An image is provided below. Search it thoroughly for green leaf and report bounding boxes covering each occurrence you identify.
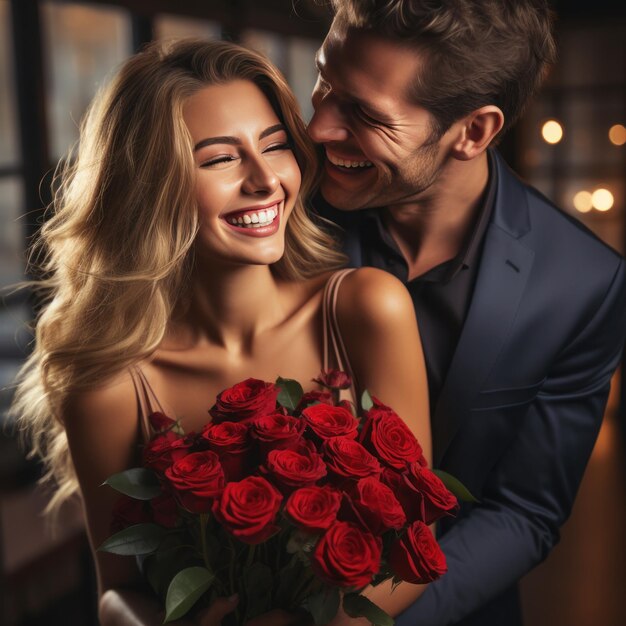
[361,389,374,411]
[301,586,340,625]
[343,593,394,626]
[98,523,166,556]
[433,469,479,503]
[275,559,305,607]
[103,468,161,500]
[144,542,200,596]
[242,562,273,620]
[276,377,304,411]
[164,566,214,622]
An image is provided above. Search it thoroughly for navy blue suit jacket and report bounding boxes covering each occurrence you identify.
[317,151,626,625]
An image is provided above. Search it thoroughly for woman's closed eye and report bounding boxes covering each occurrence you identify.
[263,141,292,154]
[200,142,292,168]
[200,154,239,169]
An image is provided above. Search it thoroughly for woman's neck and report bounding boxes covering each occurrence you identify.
[169,260,286,355]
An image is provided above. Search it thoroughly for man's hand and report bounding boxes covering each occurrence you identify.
[194,595,239,625]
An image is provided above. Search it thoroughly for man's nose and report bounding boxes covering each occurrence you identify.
[308,91,350,144]
[241,155,280,195]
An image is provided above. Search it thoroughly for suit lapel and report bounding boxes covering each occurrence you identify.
[432,152,535,466]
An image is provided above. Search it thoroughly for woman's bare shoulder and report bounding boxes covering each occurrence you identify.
[335,267,416,331]
[64,369,137,426]
[63,369,141,483]
[276,270,336,312]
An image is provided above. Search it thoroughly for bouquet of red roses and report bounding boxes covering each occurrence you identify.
[100,371,471,625]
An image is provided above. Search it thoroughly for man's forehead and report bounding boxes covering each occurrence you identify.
[317,26,423,111]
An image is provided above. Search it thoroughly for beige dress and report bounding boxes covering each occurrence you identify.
[129,269,358,440]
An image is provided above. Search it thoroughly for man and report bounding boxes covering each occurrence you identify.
[308,1,626,625]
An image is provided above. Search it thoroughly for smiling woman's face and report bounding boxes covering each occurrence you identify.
[183,79,302,267]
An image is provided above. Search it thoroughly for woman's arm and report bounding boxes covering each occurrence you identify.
[336,267,431,464]
[65,373,307,626]
[64,371,160,623]
[333,267,432,620]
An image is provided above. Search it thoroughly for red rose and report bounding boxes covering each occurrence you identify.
[201,421,253,481]
[151,492,179,528]
[285,486,342,532]
[262,441,327,492]
[311,521,381,588]
[295,390,334,414]
[338,400,355,413]
[212,476,283,544]
[359,400,424,470]
[143,431,193,473]
[250,414,305,455]
[164,451,225,513]
[323,437,381,483]
[110,495,151,533]
[400,463,459,524]
[313,369,352,390]
[380,466,403,493]
[209,378,278,424]
[388,521,447,584]
[148,411,177,433]
[347,477,406,534]
[302,404,359,441]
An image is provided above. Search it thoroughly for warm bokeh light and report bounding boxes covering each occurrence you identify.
[541,120,563,144]
[573,191,593,213]
[591,188,614,212]
[608,124,626,146]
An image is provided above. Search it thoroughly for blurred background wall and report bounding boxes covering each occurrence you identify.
[0,0,624,624]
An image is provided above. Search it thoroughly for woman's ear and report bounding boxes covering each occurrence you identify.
[450,106,505,161]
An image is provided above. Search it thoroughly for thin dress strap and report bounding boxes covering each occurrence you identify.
[129,366,166,442]
[322,269,359,405]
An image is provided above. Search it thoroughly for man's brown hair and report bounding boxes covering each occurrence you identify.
[331,0,557,140]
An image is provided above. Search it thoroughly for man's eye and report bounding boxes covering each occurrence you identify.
[354,105,380,126]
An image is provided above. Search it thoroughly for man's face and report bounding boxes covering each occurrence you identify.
[308,25,452,211]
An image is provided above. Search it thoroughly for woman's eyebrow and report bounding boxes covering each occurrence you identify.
[193,124,287,152]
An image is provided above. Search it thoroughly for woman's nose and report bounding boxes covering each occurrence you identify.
[241,155,280,195]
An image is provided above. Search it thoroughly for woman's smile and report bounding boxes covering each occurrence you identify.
[222,200,282,237]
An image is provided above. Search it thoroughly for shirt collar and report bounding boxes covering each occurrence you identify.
[364,149,498,283]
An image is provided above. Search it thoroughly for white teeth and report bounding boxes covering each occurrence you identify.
[225,205,280,229]
[327,152,373,169]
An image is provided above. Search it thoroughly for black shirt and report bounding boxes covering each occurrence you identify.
[315,151,497,412]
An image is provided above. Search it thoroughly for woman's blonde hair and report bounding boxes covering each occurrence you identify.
[9,38,345,512]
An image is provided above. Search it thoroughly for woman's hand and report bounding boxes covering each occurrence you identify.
[99,589,239,626]
[99,588,310,626]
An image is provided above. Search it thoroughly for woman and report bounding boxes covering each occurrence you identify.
[10,39,430,625]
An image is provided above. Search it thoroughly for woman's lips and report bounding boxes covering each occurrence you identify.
[222,202,281,237]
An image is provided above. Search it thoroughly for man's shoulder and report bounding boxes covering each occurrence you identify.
[495,158,622,271]
[524,182,622,271]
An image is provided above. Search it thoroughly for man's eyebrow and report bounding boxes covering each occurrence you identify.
[313,51,387,121]
[193,124,287,151]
